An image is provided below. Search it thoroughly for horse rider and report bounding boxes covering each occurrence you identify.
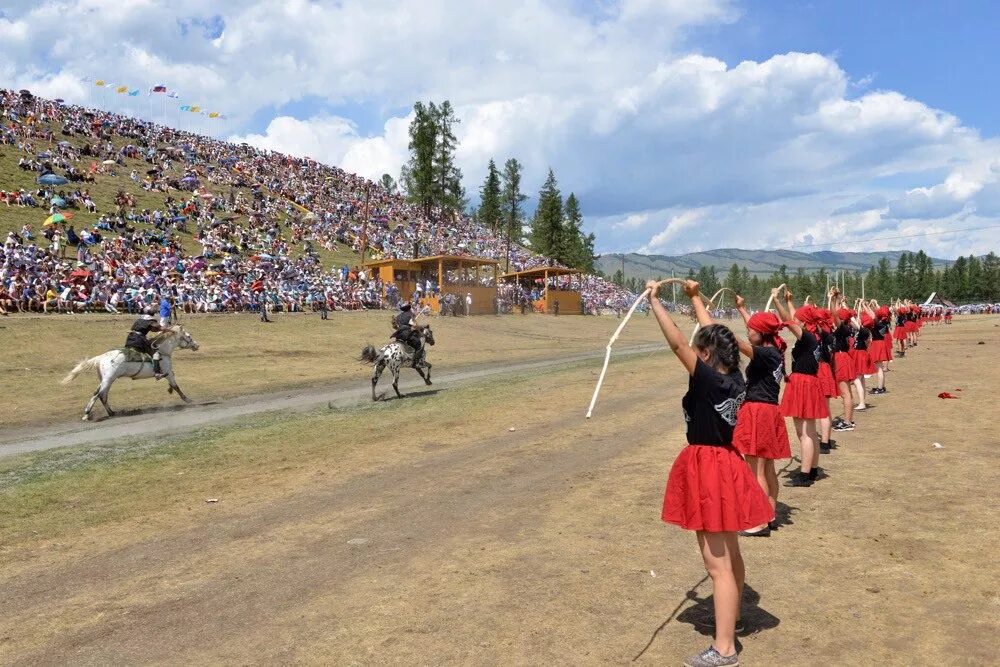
[390,302,428,362]
[125,314,166,379]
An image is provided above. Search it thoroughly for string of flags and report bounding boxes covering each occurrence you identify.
[82,77,227,119]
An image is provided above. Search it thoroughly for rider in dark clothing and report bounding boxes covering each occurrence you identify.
[390,303,426,357]
[125,315,166,379]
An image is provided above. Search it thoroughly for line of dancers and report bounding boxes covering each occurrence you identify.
[644,280,931,667]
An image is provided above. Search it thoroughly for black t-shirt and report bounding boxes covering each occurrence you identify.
[745,345,783,404]
[872,318,889,340]
[790,330,820,375]
[853,327,871,350]
[130,318,155,335]
[896,314,906,327]
[833,323,853,352]
[126,318,155,349]
[682,358,746,446]
[819,331,834,363]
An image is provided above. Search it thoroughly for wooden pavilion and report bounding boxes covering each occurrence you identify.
[364,255,500,315]
[500,266,583,314]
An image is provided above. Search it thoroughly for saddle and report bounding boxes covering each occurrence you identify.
[120,347,152,364]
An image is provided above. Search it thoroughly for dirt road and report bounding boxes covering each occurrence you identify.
[0,344,660,457]
[1,319,997,665]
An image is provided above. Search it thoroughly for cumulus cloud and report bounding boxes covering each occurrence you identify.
[0,0,998,257]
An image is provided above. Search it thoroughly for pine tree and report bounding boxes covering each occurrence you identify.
[530,168,564,261]
[562,193,595,272]
[949,256,968,301]
[966,254,983,301]
[478,159,502,235]
[380,173,397,194]
[981,252,1000,301]
[401,101,437,217]
[500,158,527,273]
[725,263,743,295]
[431,101,465,213]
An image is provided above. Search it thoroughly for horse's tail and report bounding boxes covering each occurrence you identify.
[360,344,380,364]
[62,356,101,385]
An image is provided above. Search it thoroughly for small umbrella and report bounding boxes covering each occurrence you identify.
[50,196,66,208]
[57,140,71,147]
[38,173,68,186]
[102,159,117,165]
[44,213,67,226]
[37,151,52,158]
[146,168,160,175]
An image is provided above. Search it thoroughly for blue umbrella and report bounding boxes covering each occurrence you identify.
[57,141,71,147]
[38,174,68,186]
[37,151,53,158]
[51,196,67,208]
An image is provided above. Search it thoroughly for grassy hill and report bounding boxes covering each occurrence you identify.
[0,128,362,269]
[597,248,953,281]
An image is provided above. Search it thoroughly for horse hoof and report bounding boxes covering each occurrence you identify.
[82,415,90,421]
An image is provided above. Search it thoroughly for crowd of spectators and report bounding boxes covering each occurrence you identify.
[1,89,635,318]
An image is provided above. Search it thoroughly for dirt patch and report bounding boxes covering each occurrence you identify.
[0,317,997,665]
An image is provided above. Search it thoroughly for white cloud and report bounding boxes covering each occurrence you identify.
[0,0,998,258]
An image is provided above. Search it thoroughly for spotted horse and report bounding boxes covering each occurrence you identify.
[360,326,435,400]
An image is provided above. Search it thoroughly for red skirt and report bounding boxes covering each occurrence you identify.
[833,351,856,383]
[817,361,838,398]
[662,444,774,532]
[851,348,875,375]
[904,321,917,333]
[869,338,892,363]
[780,372,830,419]
[733,401,791,460]
[893,326,907,341]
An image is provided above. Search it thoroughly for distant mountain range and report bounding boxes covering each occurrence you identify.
[596,249,952,280]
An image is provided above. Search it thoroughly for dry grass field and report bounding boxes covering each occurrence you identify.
[0,311,668,429]
[0,315,996,665]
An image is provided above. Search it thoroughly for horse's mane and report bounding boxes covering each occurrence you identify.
[150,325,183,345]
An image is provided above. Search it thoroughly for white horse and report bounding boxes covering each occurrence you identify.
[61,325,200,420]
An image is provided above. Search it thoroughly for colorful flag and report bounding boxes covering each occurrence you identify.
[208,112,219,118]
[150,85,167,93]
[189,106,201,113]
[128,89,140,96]
[180,105,191,111]
[167,91,180,98]
[94,80,106,87]
[116,85,128,93]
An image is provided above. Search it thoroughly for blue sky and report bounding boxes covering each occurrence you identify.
[2,0,999,259]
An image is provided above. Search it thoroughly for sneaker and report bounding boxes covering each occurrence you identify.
[684,645,739,667]
[854,405,868,412]
[832,416,846,427]
[819,442,831,454]
[833,421,855,432]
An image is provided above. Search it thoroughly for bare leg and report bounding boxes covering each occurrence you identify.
[838,382,854,423]
[696,531,741,658]
[744,455,771,531]
[794,417,817,474]
[853,376,867,409]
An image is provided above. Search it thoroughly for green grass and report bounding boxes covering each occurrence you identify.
[0,122,362,269]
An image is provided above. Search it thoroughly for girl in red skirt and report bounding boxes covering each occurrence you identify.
[647,279,771,667]
[814,308,838,453]
[777,291,828,487]
[852,313,876,410]
[728,293,792,536]
[866,305,892,394]
[893,306,908,357]
[831,297,857,431]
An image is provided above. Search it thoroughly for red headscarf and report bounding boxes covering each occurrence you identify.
[795,305,821,335]
[860,313,874,328]
[897,306,908,315]
[815,308,834,334]
[748,311,788,353]
[876,305,890,319]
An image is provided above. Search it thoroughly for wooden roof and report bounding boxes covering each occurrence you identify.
[499,266,581,281]
[364,255,500,270]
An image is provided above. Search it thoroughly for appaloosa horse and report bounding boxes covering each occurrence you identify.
[360,326,435,400]
[62,325,200,420]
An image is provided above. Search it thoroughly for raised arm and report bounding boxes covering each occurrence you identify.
[687,280,715,328]
[733,294,754,359]
[775,288,803,339]
[647,280,699,374]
